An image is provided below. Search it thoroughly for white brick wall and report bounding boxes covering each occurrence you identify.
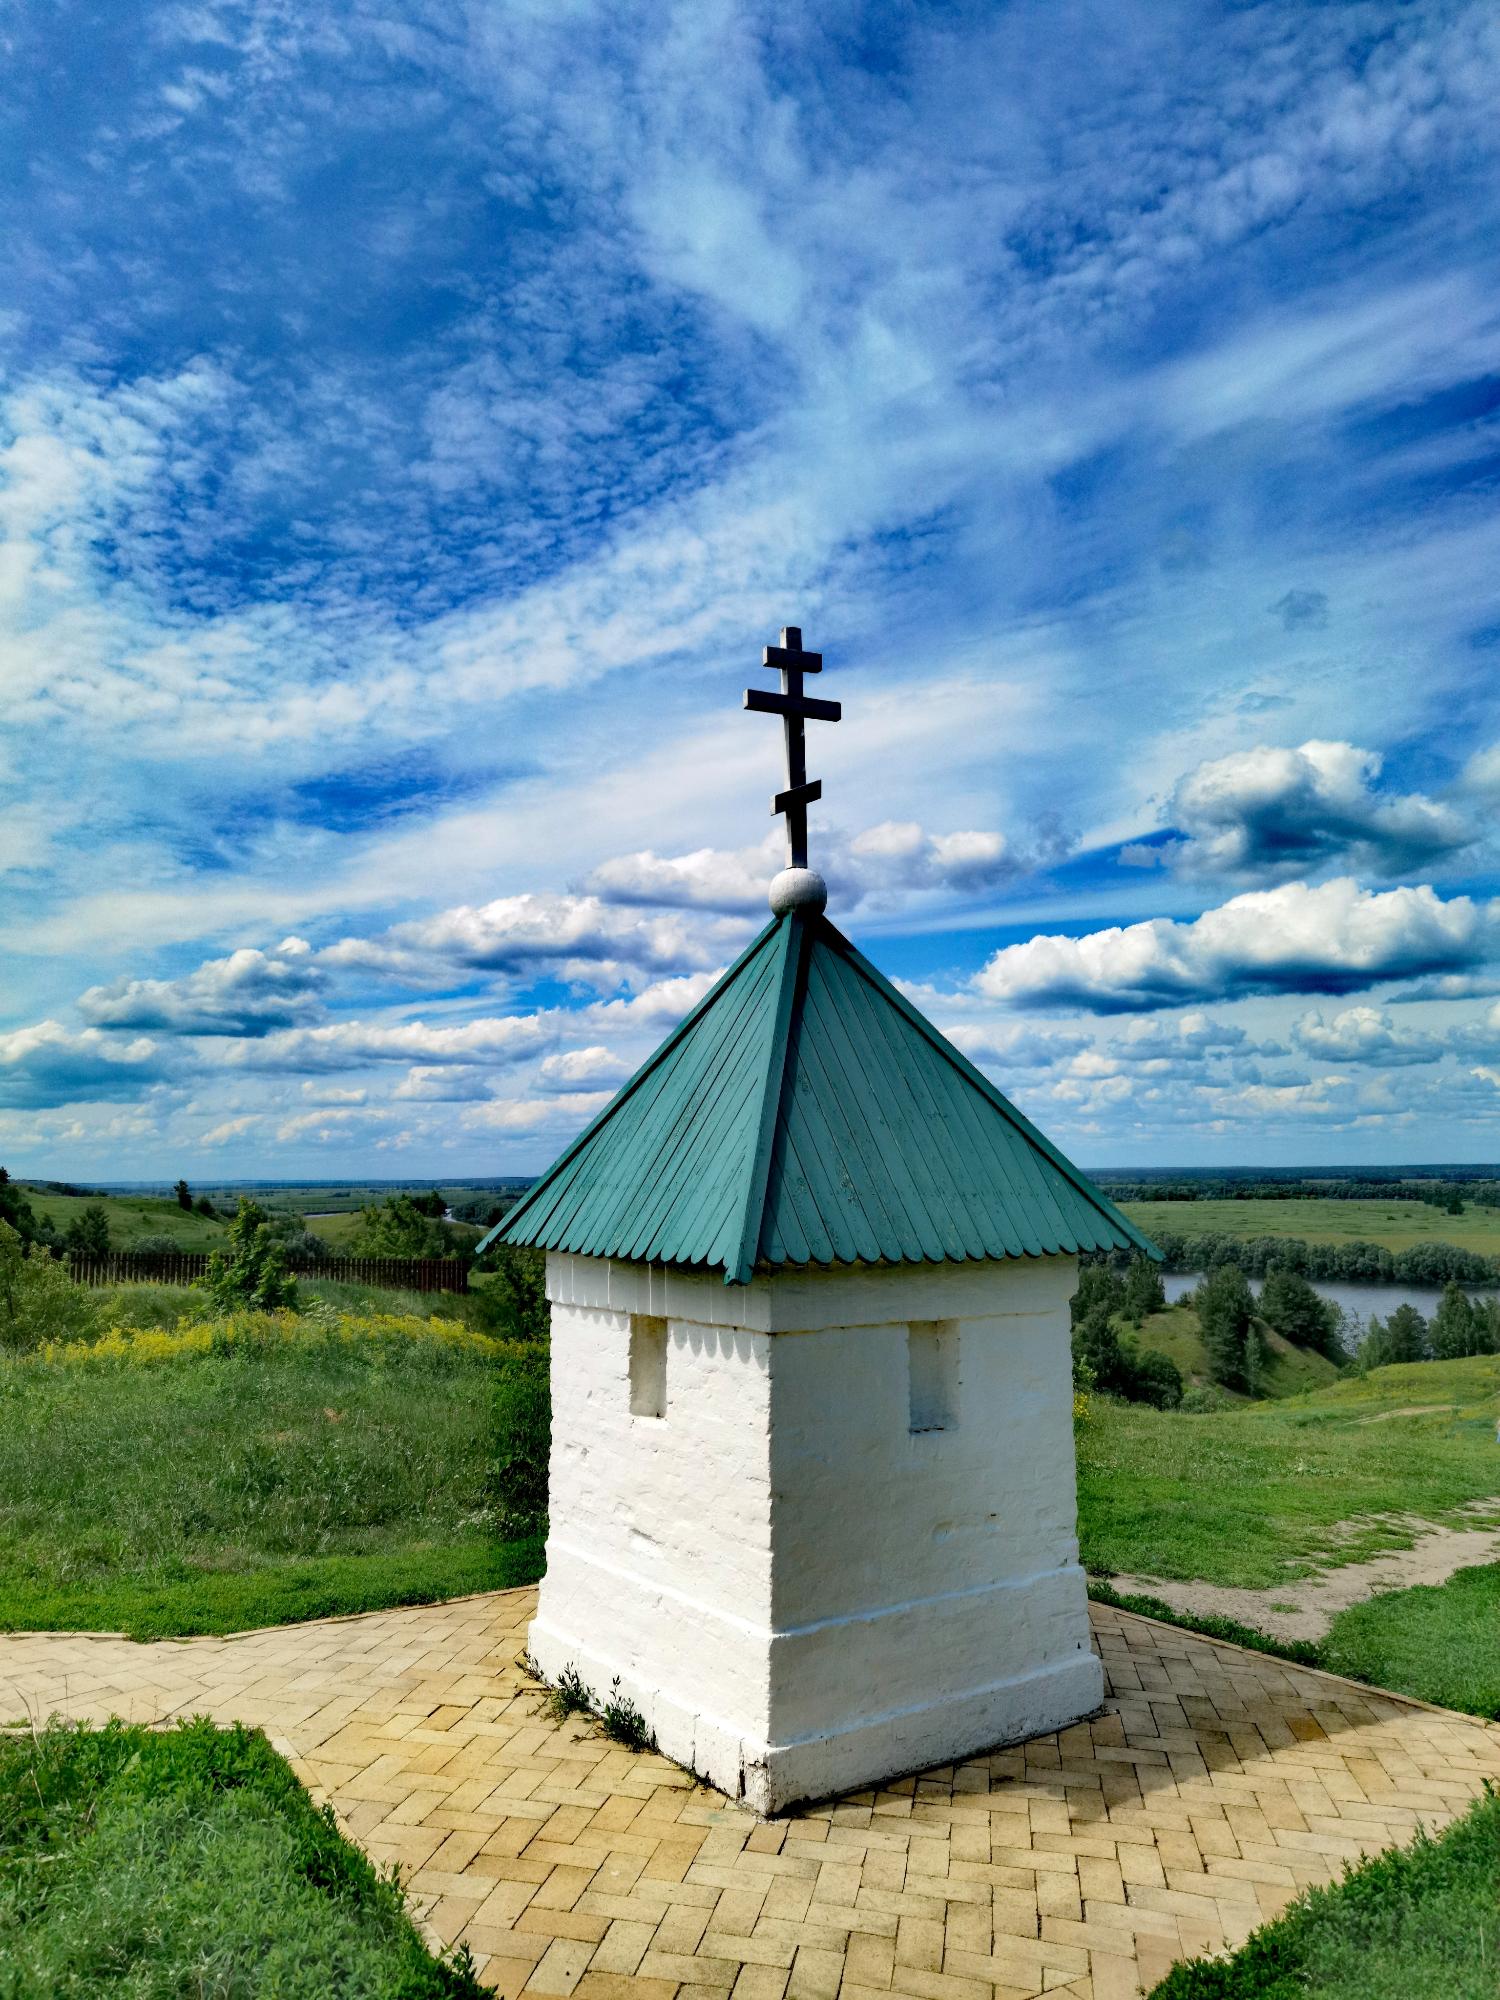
[527,1252,1102,1811]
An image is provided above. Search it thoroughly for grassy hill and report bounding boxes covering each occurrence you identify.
[303,1210,484,1253]
[1132,1302,1343,1399]
[1121,1195,1500,1256]
[18,1186,228,1251]
[1077,1352,1500,1590]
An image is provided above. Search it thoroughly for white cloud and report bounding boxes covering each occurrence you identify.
[391,1065,496,1102]
[587,820,1033,918]
[198,1113,260,1146]
[1293,1006,1445,1066]
[78,940,324,1035]
[975,879,1494,1013]
[1163,741,1472,881]
[0,1021,170,1108]
[235,1014,554,1072]
[460,1091,614,1133]
[391,893,749,980]
[537,1045,633,1092]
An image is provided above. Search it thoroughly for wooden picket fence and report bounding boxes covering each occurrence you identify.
[65,1251,470,1295]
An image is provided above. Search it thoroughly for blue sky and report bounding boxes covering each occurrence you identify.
[5,0,1500,1177]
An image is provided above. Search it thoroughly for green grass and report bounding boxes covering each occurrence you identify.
[1321,1563,1500,1720]
[20,1183,228,1249]
[0,1717,485,1998]
[1122,1196,1500,1256]
[1132,1304,1344,1399]
[1150,1785,1500,1999]
[0,1317,546,1638]
[1076,1355,1500,1590]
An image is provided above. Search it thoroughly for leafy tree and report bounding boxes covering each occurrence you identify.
[0,1220,100,1350]
[0,1169,42,1247]
[194,1195,216,1217]
[472,1245,549,1343]
[199,1198,299,1313]
[174,1178,192,1211]
[349,1194,453,1259]
[1071,1261,1126,1329]
[1196,1264,1254,1392]
[1259,1266,1340,1358]
[1362,1303,1430,1369]
[1071,1305,1124,1394]
[409,1189,448,1218]
[1123,1343,1183,1410]
[262,1213,330,1265]
[62,1202,110,1258]
[1122,1253,1166,1325]
[1070,1303,1182,1408]
[1430,1281,1480,1360]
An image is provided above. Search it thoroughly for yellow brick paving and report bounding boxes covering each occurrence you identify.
[4,1589,1497,2000]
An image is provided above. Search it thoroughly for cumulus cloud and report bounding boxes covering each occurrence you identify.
[391,1065,496,1102]
[585,820,1033,917]
[234,1014,554,1072]
[1162,741,1472,881]
[585,839,776,912]
[390,894,748,980]
[0,1021,170,1108]
[461,1092,613,1133]
[975,878,1494,1013]
[537,1046,632,1092]
[943,1023,1091,1071]
[581,970,722,1033]
[78,939,323,1035]
[1293,1006,1445,1065]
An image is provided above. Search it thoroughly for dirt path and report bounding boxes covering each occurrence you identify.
[1109,1499,1500,1641]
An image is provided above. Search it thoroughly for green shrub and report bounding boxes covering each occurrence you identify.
[488,1344,550,1535]
[0,1222,99,1351]
[470,1245,548,1342]
[1179,1384,1232,1413]
[0,1717,486,1998]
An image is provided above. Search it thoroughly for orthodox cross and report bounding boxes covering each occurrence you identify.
[743,626,840,870]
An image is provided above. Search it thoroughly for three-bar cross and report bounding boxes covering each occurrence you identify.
[744,626,840,870]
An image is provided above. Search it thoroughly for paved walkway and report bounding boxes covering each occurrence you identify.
[4,1589,1497,2000]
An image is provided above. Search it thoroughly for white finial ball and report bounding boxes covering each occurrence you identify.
[769,867,828,916]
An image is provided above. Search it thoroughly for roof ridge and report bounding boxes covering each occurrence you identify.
[722,912,807,1285]
[477,915,781,1258]
[816,917,1158,1260]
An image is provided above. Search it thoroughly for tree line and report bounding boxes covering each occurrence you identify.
[1097,1175,1500,1208]
[1146,1230,1500,1286]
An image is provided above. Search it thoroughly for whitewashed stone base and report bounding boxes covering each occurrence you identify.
[531,1251,1101,1813]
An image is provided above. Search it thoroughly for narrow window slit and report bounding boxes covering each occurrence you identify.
[629,1314,668,1418]
[908,1319,958,1433]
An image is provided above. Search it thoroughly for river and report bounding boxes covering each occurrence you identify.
[1162,1271,1497,1329]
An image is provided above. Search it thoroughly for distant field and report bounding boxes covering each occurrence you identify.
[209,1182,526,1220]
[1133,1302,1342,1399]
[1122,1196,1500,1255]
[18,1186,227,1250]
[303,1210,485,1252]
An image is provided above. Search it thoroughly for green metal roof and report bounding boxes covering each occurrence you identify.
[484,910,1159,1284]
